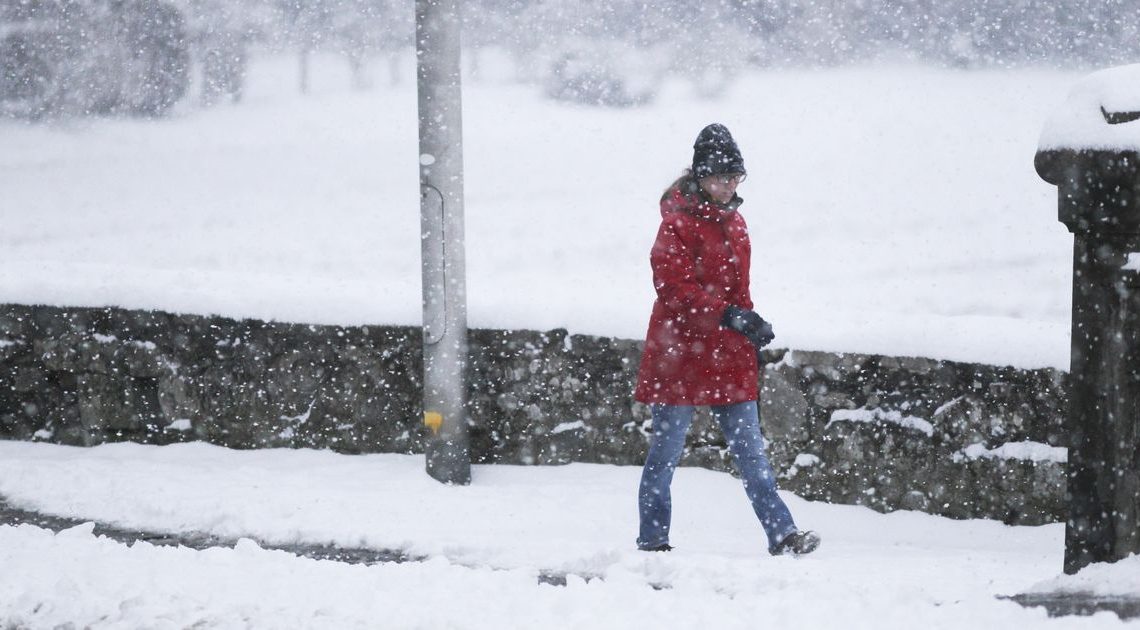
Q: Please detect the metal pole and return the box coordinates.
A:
[417,0,470,484]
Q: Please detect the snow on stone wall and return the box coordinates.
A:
[0,303,1067,525]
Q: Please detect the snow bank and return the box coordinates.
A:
[0,521,1080,630]
[1039,64,1140,151]
[0,440,1105,629]
[1027,555,1140,598]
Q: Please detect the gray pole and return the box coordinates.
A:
[417,0,470,484]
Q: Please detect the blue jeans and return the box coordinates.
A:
[637,401,797,553]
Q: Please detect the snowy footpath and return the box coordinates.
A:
[0,441,1135,629]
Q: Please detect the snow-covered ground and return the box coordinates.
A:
[0,440,1135,629]
[0,52,1081,369]
[3,55,1124,626]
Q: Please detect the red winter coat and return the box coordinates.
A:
[633,178,758,406]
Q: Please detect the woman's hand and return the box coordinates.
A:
[721,305,775,349]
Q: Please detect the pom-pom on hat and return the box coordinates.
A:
[691,123,745,179]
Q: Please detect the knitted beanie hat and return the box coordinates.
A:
[691,123,745,179]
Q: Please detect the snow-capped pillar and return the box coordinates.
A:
[1036,64,1140,574]
[417,0,471,485]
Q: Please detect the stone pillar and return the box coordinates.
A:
[1037,98,1140,572]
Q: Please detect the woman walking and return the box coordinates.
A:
[634,123,820,556]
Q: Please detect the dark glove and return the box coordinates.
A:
[721,305,775,350]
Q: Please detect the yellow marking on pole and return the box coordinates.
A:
[424,411,443,435]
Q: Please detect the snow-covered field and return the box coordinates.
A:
[0,52,1081,369]
[0,440,1135,629]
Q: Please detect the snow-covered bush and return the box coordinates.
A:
[0,0,189,118]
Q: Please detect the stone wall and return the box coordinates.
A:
[758,351,1067,525]
[0,303,1068,524]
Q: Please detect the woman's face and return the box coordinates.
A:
[699,173,746,204]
